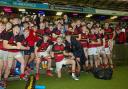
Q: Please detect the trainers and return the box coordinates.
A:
[20,73,28,81]
[72,75,79,80]
[36,73,40,80]
[20,74,25,79]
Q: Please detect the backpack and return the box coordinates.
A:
[92,67,113,80]
[103,68,113,80]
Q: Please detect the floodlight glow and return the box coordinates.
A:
[56,12,63,16]
[19,9,26,12]
[110,16,118,19]
[86,14,93,18]
[43,14,45,16]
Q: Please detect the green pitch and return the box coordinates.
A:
[7,66,128,89]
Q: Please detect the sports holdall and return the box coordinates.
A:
[92,67,113,80]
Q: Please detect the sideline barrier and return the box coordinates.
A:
[0,0,128,16]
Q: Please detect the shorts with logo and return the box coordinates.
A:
[97,46,105,54]
[8,52,23,60]
[0,50,8,60]
[37,51,49,58]
[88,47,98,55]
[56,58,67,71]
[105,47,111,54]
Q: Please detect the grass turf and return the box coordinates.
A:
[7,66,128,89]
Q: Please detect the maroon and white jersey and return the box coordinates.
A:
[80,32,89,48]
[104,28,114,39]
[97,33,104,47]
[88,33,99,48]
[104,34,109,48]
[0,31,4,50]
[4,32,24,52]
[36,39,50,52]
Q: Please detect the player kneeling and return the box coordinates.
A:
[51,37,79,80]
[35,35,53,80]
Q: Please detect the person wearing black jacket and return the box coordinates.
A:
[65,35,86,73]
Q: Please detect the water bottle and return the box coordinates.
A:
[35,85,46,89]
